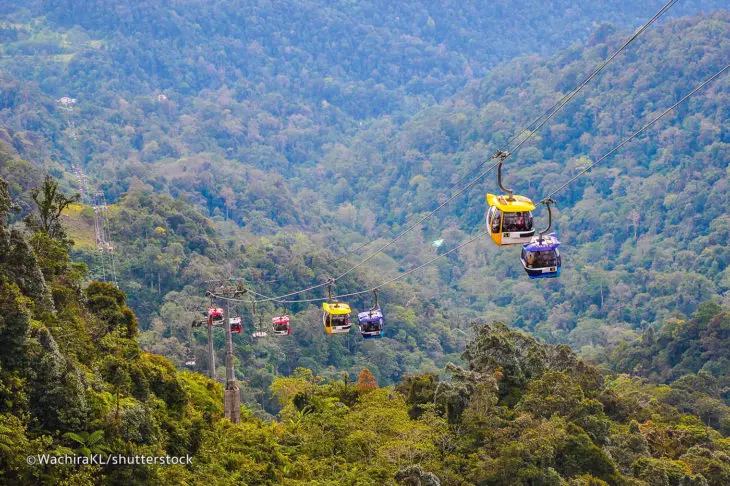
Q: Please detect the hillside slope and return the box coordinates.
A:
[309,11,730,351]
[3,12,728,401]
[3,174,730,484]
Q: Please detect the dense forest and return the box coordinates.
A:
[1,0,730,483]
[3,177,730,484]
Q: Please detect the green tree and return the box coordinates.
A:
[24,175,79,244]
[62,430,110,457]
[85,282,138,339]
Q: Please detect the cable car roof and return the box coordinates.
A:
[523,234,561,251]
[358,309,383,321]
[322,302,351,315]
[486,193,536,212]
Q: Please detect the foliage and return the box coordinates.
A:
[0,1,730,482]
[1,173,730,483]
[1,8,728,424]
[24,174,79,246]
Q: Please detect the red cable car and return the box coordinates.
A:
[230,316,242,333]
[272,315,291,336]
[207,307,224,326]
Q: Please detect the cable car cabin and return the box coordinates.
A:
[486,194,536,245]
[272,315,291,336]
[206,308,224,326]
[322,302,352,334]
[521,234,562,279]
[358,309,384,339]
[229,316,242,333]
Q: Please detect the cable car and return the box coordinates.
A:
[485,151,536,245]
[358,309,384,338]
[252,323,267,338]
[321,278,351,334]
[206,307,224,326]
[486,194,536,245]
[520,199,561,279]
[230,316,242,333]
[272,315,291,336]
[358,290,384,338]
[521,234,561,278]
[322,302,352,334]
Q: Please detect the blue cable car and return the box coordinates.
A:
[358,290,384,338]
[520,199,561,279]
[358,309,384,338]
[521,234,561,279]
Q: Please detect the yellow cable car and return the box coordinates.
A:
[486,150,537,246]
[322,302,352,334]
[486,193,536,245]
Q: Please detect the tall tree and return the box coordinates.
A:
[24,175,79,244]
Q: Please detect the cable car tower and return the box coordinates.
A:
[196,283,247,423]
[91,191,117,286]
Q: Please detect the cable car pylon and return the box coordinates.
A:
[198,284,246,423]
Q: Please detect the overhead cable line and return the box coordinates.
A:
[541,62,730,202]
[319,0,679,285]
[330,239,376,265]
[226,0,679,304]
[330,166,500,283]
[295,0,678,291]
[449,0,679,190]
[502,0,679,157]
[210,230,489,305]
[237,162,500,305]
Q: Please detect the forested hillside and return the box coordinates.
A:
[0,0,723,194]
[1,0,730,483]
[3,175,730,484]
[2,4,729,413]
[313,11,730,355]
[21,12,727,390]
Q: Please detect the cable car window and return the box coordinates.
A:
[362,320,380,332]
[502,211,532,232]
[534,251,558,267]
[332,315,349,326]
[491,208,502,233]
[523,250,535,267]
